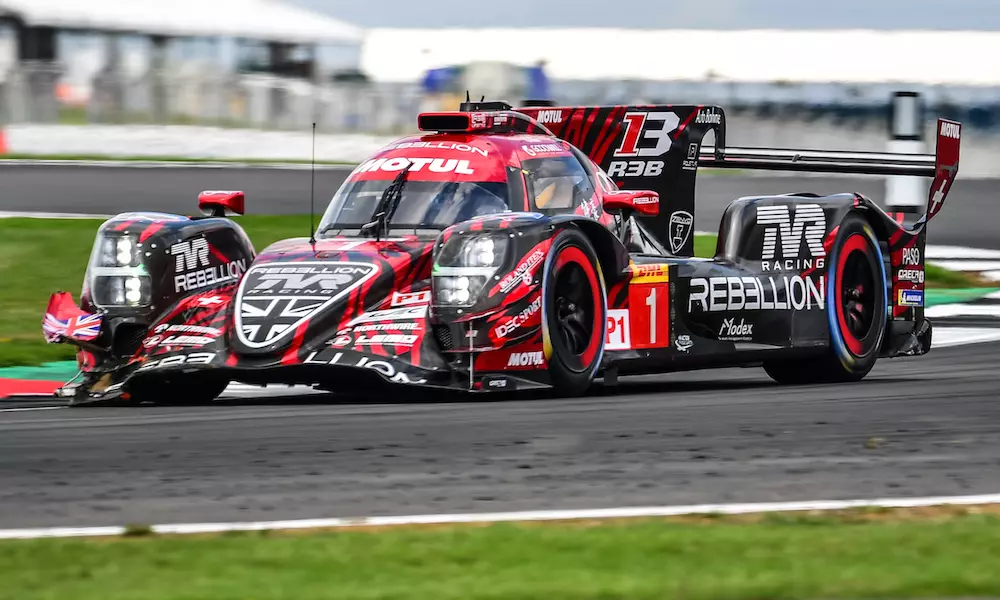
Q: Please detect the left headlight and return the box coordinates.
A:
[88,232,152,308]
[433,235,509,308]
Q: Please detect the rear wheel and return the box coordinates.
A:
[542,230,607,396]
[764,213,887,384]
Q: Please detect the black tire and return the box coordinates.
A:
[764,213,887,384]
[131,378,229,406]
[541,229,607,396]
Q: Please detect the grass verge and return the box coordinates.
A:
[3,510,1000,599]
[0,219,981,367]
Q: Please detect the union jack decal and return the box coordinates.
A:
[43,313,102,343]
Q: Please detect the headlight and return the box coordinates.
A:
[88,231,152,308]
[433,235,509,307]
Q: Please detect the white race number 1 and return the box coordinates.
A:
[645,288,657,344]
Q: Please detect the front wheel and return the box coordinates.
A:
[541,229,607,396]
[764,213,887,384]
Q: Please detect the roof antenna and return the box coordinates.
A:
[308,122,317,246]
[480,95,485,102]
[465,90,470,102]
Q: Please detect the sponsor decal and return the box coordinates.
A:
[762,257,825,272]
[352,157,475,175]
[347,305,428,326]
[137,352,216,371]
[614,111,680,157]
[355,333,418,346]
[521,143,565,157]
[901,247,921,266]
[382,141,488,157]
[499,249,545,293]
[682,142,699,171]
[897,269,925,284]
[171,237,246,293]
[629,264,670,284]
[495,297,542,338]
[196,295,225,307]
[303,352,426,384]
[579,197,600,219]
[899,289,924,307]
[391,290,431,307]
[486,377,509,389]
[756,204,826,261]
[153,324,220,336]
[348,322,420,333]
[941,121,961,140]
[606,160,664,178]
[695,109,722,125]
[668,211,693,254]
[535,109,563,124]
[507,351,544,367]
[605,308,632,350]
[718,317,754,341]
[330,335,352,348]
[675,334,693,352]
[235,261,379,348]
[470,112,488,128]
[689,275,826,312]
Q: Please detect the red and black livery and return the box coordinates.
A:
[43,100,961,404]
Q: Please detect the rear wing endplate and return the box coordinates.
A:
[699,118,961,226]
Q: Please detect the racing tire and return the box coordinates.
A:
[764,213,887,384]
[541,229,607,396]
[131,378,230,406]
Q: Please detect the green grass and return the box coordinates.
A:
[0,216,311,367]
[3,512,1000,599]
[0,219,978,367]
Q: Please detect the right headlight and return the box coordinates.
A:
[433,235,510,308]
[87,231,152,308]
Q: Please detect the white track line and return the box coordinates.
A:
[932,327,1000,348]
[0,406,66,413]
[927,304,1000,319]
[2,493,1000,539]
[0,211,110,220]
[930,260,1000,272]
[926,246,1000,260]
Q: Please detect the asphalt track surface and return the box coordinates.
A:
[0,163,996,249]
[1,341,1000,529]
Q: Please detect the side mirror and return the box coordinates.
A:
[602,190,659,217]
[198,191,245,217]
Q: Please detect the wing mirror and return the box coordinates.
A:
[198,190,245,217]
[602,190,659,217]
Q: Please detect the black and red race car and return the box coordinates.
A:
[43,100,961,405]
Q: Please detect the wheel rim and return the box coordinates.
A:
[841,250,876,341]
[553,262,595,356]
[834,232,880,357]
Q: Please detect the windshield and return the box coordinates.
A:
[319,178,510,234]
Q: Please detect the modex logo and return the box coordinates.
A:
[614,111,680,157]
[507,351,544,367]
[718,317,754,341]
[171,237,210,272]
[756,204,826,261]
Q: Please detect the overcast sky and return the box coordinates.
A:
[286,0,1000,29]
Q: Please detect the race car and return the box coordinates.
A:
[43,100,961,405]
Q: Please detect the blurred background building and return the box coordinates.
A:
[1,0,999,150]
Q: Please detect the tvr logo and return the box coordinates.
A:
[614,112,680,157]
[756,204,827,260]
[171,237,211,272]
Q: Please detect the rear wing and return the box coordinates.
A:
[698,117,961,228]
[518,103,959,254]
